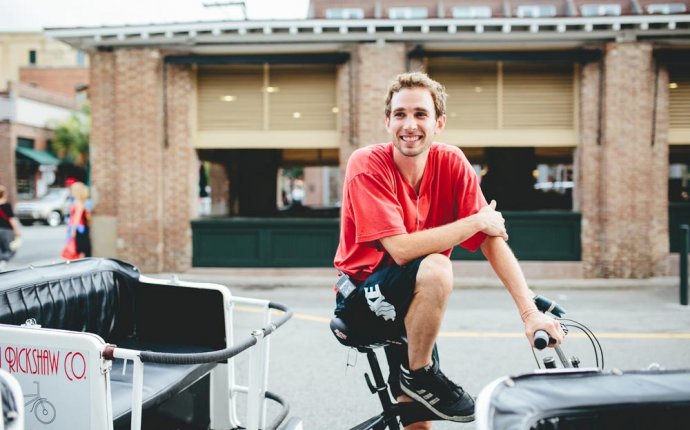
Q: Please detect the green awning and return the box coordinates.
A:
[16,147,61,165]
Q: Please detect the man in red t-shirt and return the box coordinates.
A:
[333,72,564,428]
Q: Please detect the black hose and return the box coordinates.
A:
[265,301,293,335]
[139,336,258,364]
[265,390,290,430]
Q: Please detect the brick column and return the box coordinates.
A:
[90,49,169,272]
[337,43,406,189]
[355,43,407,148]
[113,49,166,272]
[163,63,198,271]
[578,43,669,278]
[336,60,354,183]
[89,50,118,259]
[578,60,604,277]
[0,121,15,202]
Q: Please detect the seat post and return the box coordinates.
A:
[365,349,395,412]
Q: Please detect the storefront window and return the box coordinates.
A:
[466,146,574,210]
[277,165,340,214]
[669,146,690,202]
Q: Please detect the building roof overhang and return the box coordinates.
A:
[45,15,690,53]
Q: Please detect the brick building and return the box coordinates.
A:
[47,0,690,276]
[0,32,88,87]
[0,81,81,201]
[0,32,89,201]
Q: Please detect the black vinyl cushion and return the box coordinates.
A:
[110,362,214,426]
[0,258,224,424]
[0,258,138,342]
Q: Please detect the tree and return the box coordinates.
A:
[50,104,90,167]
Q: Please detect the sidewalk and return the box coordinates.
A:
[155,260,682,290]
[8,257,681,290]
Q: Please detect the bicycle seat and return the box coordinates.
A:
[330,317,406,352]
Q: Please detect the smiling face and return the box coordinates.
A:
[385,87,446,158]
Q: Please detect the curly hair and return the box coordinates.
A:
[384,72,447,119]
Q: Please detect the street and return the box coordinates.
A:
[189,281,690,430]
[6,225,690,429]
[6,223,67,270]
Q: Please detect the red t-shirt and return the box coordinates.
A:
[334,142,488,281]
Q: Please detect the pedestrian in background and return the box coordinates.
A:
[0,185,21,271]
[66,181,91,258]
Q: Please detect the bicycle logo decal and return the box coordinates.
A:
[0,344,91,429]
[24,381,57,424]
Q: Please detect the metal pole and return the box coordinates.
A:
[681,224,689,306]
[554,345,572,368]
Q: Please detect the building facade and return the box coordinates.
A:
[47,0,690,277]
[0,32,89,202]
[0,81,80,201]
[0,32,88,87]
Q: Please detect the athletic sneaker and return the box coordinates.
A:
[400,359,475,422]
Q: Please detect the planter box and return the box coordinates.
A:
[192,211,582,267]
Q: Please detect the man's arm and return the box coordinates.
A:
[381,200,508,267]
[481,236,565,345]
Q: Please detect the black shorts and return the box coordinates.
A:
[334,257,439,398]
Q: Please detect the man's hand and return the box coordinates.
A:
[474,200,508,241]
[523,311,565,347]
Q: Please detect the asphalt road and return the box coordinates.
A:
[6,223,67,270]
[175,280,690,430]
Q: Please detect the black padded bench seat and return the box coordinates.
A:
[0,258,227,427]
[110,355,214,426]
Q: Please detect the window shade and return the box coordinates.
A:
[197,65,263,131]
[428,58,499,129]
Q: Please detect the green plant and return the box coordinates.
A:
[49,104,90,167]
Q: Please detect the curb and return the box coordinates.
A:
[149,273,680,291]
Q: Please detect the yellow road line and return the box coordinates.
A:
[235,307,690,340]
[293,313,332,323]
[439,332,690,340]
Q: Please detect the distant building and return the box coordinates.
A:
[0,32,88,201]
[47,0,690,277]
[0,32,88,91]
[0,82,81,200]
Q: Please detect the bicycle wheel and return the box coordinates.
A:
[34,399,57,424]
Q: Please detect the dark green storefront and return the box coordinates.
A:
[192,211,582,267]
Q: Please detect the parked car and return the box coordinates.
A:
[15,187,71,227]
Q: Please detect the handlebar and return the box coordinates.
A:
[529,294,603,369]
[533,294,566,317]
[532,294,564,350]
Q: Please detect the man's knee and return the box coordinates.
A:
[416,254,453,296]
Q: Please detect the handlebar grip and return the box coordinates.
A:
[534,330,549,350]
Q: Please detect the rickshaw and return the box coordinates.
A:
[0,258,302,430]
